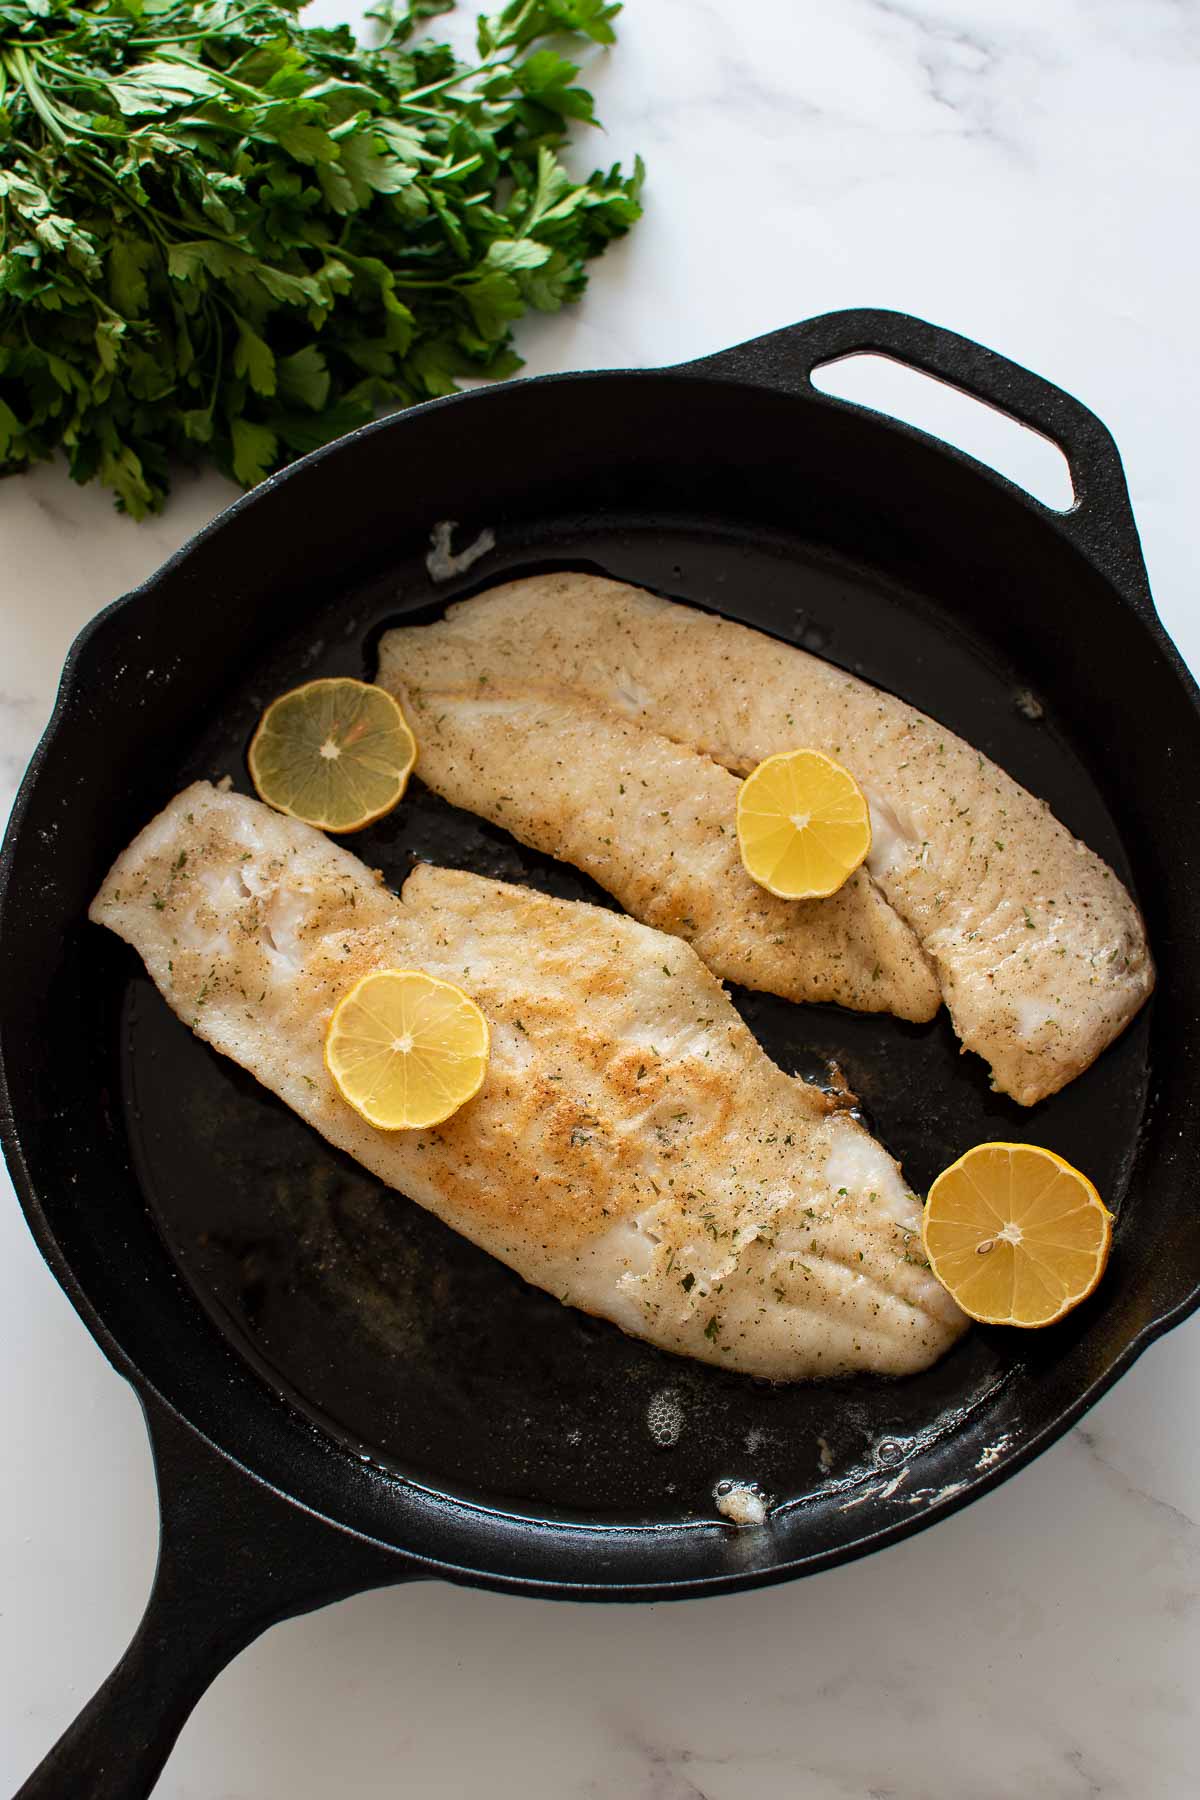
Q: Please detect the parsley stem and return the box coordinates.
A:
[15,54,115,140]
[5,46,69,146]
[128,11,261,47]
[394,96,469,120]
[400,61,496,104]
[203,66,277,104]
[497,0,539,45]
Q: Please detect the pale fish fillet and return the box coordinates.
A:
[379,575,1154,1105]
[89,782,965,1381]
[387,678,939,1021]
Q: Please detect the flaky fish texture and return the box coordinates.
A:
[380,676,939,1021]
[90,782,964,1381]
[379,574,1154,1105]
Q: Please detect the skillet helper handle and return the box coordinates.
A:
[688,308,1153,613]
[16,1398,413,1800]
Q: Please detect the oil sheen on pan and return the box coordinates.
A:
[111,526,1151,1519]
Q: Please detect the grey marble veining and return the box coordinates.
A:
[2,0,1198,1793]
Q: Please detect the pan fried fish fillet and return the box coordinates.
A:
[90,782,964,1380]
[388,679,938,1020]
[379,574,1154,1105]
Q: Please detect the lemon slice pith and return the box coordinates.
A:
[922,1142,1112,1328]
[325,970,490,1130]
[736,748,872,899]
[249,677,416,833]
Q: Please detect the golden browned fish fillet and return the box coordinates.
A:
[90,782,965,1380]
[387,678,938,1020]
[379,574,1154,1105]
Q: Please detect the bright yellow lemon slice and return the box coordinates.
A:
[922,1142,1112,1327]
[325,970,490,1130]
[736,748,872,898]
[248,677,416,833]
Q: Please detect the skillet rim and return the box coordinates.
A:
[3,317,1199,1598]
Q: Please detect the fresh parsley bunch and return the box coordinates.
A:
[0,0,643,514]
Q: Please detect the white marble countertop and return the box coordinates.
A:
[3,1,1199,1794]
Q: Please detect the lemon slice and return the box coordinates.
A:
[325,970,490,1130]
[922,1142,1112,1327]
[736,748,872,898]
[248,678,416,833]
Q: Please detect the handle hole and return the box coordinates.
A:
[810,353,1075,512]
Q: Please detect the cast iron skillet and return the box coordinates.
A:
[4,310,1200,1798]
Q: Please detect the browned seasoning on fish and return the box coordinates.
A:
[376,676,939,1021]
[90,782,965,1380]
[380,575,1154,1105]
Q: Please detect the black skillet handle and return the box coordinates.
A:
[685,308,1154,616]
[15,1396,417,1800]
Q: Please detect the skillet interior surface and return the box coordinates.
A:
[113,518,1149,1523]
[6,346,1197,1591]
